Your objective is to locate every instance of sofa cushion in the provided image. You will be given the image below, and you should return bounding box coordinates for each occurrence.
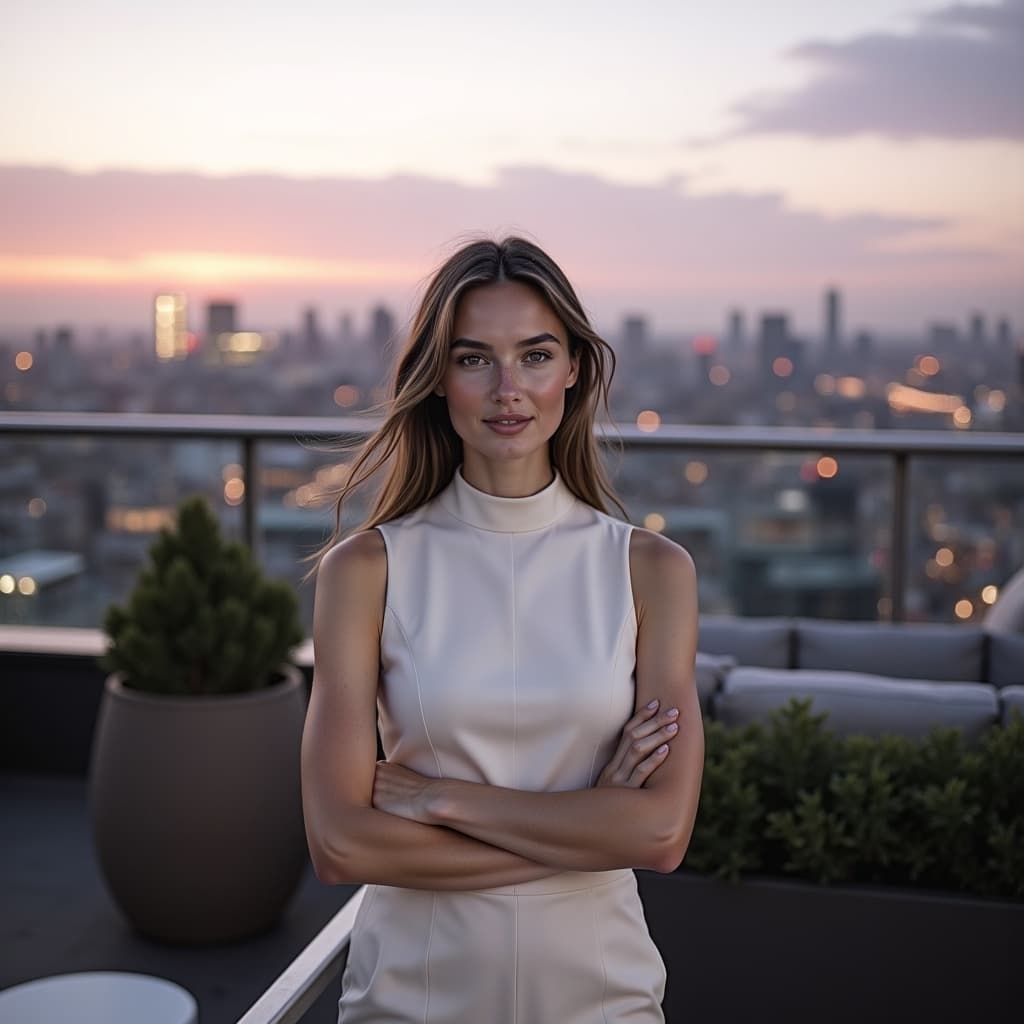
[987,633,1024,687]
[694,652,737,715]
[1000,687,1024,728]
[697,616,791,668]
[984,566,1024,633]
[712,667,999,744]
[795,619,985,682]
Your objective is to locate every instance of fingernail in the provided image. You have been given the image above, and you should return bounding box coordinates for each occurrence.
[667,707,679,718]
[657,744,669,754]
[647,700,659,710]
[667,722,678,733]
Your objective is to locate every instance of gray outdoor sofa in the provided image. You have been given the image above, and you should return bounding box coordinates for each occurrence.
[694,616,1024,743]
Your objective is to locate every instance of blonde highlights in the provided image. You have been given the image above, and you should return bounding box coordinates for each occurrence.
[305,235,623,578]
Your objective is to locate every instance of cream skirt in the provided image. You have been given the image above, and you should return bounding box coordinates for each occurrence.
[338,868,666,1023]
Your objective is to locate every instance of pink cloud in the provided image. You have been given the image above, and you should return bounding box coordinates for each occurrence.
[0,163,1018,332]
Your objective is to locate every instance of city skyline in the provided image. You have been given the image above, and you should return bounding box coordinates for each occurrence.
[8,282,1017,356]
[3,0,1022,332]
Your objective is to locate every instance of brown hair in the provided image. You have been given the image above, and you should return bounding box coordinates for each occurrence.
[305,234,623,578]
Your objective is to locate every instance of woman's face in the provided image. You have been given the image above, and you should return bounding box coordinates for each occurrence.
[437,280,579,489]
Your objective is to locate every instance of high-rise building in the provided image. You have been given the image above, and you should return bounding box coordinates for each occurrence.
[622,315,648,352]
[824,288,841,355]
[338,313,354,345]
[206,301,237,352]
[759,313,788,371]
[759,313,803,384]
[302,306,323,357]
[154,294,188,361]
[969,312,986,346]
[726,309,744,350]
[692,335,716,383]
[996,318,1011,348]
[53,327,74,355]
[370,305,396,351]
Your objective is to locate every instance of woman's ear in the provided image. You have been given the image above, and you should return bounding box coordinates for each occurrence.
[434,384,446,397]
[566,353,580,389]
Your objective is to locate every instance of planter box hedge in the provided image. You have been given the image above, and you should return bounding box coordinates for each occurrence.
[631,701,1023,1022]
[683,699,1024,900]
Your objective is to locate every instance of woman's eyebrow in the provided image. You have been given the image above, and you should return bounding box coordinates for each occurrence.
[450,333,561,351]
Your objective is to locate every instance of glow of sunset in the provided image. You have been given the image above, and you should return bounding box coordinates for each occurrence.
[0,253,421,285]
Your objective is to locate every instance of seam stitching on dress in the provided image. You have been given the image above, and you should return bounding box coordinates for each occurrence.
[387,606,444,779]
[590,886,611,1024]
[423,892,436,1024]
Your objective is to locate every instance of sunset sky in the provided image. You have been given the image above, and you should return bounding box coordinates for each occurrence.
[3,0,1022,337]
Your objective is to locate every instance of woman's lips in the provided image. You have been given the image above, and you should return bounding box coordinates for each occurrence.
[483,416,532,435]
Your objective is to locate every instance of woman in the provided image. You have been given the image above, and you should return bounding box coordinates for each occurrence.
[301,236,704,1022]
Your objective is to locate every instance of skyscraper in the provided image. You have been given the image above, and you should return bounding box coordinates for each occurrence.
[824,287,841,356]
[370,305,396,351]
[53,327,74,356]
[996,318,1012,349]
[154,294,188,361]
[622,315,648,352]
[206,301,237,352]
[726,309,744,350]
[759,313,803,382]
[338,313,354,346]
[969,312,986,347]
[302,306,323,357]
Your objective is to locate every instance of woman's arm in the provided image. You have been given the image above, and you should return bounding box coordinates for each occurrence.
[373,531,705,874]
[302,529,679,890]
[302,530,560,890]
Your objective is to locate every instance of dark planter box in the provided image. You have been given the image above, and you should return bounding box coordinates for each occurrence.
[636,869,1020,1024]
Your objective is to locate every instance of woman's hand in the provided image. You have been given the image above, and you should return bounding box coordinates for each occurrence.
[596,699,679,789]
[372,760,439,824]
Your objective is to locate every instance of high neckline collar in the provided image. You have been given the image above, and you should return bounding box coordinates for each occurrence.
[439,465,576,533]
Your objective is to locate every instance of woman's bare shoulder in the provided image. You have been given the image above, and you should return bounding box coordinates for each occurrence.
[316,528,387,595]
[628,528,696,607]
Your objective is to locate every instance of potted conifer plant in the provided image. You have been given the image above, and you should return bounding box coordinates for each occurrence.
[88,495,308,944]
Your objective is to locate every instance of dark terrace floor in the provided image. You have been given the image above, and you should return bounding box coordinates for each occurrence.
[2,772,360,1024]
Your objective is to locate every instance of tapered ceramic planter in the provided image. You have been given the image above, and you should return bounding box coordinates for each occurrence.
[88,665,309,945]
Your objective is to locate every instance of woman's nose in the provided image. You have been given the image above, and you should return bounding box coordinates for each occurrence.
[492,363,522,400]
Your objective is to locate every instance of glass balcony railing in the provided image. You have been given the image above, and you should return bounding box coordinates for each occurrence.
[1,411,1022,630]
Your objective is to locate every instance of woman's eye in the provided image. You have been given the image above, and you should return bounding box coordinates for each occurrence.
[458,354,486,366]
[524,350,552,363]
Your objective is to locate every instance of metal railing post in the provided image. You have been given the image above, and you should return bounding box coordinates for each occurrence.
[890,452,908,623]
[243,436,260,563]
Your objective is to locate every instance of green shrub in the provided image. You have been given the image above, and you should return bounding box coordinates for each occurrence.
[100,495,304,695]
[685,701,1024,901]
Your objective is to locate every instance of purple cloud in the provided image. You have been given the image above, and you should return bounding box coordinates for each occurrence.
[730,0,1024,140]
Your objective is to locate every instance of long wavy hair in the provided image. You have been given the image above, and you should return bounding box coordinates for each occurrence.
[305,234,624,578]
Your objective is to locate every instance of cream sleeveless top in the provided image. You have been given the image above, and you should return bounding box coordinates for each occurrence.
[374,465,637,793]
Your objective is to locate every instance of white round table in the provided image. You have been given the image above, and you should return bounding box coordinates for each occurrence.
[0,971,198,1023]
